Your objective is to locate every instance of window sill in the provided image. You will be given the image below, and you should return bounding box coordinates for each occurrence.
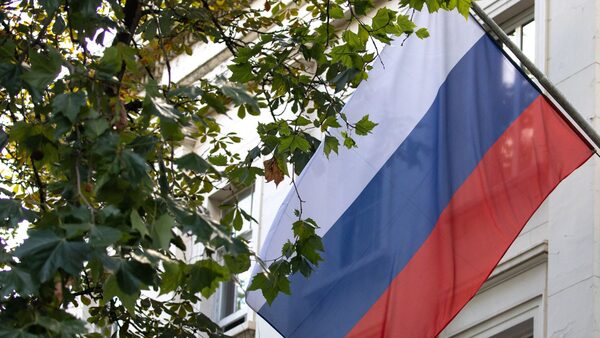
[219,308,255,336]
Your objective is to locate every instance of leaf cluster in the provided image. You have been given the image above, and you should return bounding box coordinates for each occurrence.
[0,0,469,336]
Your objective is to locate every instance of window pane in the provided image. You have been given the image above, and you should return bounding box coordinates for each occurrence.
[521,20,536,63]
[219,263,251,320]
[503,28,520,67]
[218,186,256,322]
[507,28,520,47]
[220,280,236,318]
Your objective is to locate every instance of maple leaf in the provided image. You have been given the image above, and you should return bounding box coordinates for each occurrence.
[264,157,284,186]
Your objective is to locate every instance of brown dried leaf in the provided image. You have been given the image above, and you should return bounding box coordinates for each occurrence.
[54,279,63,304]
[264,157,284,186]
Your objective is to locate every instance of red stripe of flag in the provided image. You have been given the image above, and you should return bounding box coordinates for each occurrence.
[346,96,593,337]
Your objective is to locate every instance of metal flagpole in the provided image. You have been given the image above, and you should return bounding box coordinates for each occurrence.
[471,2,600,153]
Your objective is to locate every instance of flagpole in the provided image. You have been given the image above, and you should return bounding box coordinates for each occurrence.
[471,2,600,153]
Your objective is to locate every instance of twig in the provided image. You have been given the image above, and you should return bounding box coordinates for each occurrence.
[326,0,331,47]
[30,157,47,212]
[290,171,305,220]
[346,0,385,68]
[32,9,56,47]
[201,0,239,57]
[75,158,94,223]
[71,286,102,297]
[156,15,173,92]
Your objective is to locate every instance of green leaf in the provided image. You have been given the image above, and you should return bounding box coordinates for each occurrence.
[279,135,311,153]
[323,135,339,158]
[186,260,229,298]
[342,31,365,51]
[108,258,154,295]
[415,27,430,39]
[115,43,138,74]
[52,91,86,123]
[41,0,61,14]
[0,199,37,228]
[220,84,260,112]
[291,255,313,277]
[90,226,122,247]
[52,15,66,35]
[298,235,324,265]
[208,154,228,166]
[0,39,16,61]
[61,223,91,238]
[21,48,62,91]
[130,210,149,237]
[178,213,214,243]
[397,15,417,33]
[152,214,174,250]
[0,327,38,338]
[223,254,250,274]
[331,68,360,93]
[159,260,184,294]
[341,131,356,149]
[103,274,138,314]
[329,4,345,19]
[228,62,253,83]
[237,104,246,118]
[143,96,185,140]
[14,230,90,282]
[247,268,290,305]
[70,0,101,23]
[425,0,440,12]
[97,46,121,74]
[282,241,294,258]
[457,0,472,19]
[168,85,204,99]
[175,152,216,174]
[85,118,109,137]
[247,273,271,299]
[355,115,378,136]
[202,92,228,114]
[372,8,395,32]
[143,96,182,122]
[0,267,37,297]
[0,63,23,95]
[292,218,317,239]
[120,149,149,183]
[352,0,374,16]
[51,318,86,337]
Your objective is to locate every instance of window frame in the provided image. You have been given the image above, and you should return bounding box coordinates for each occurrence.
[209,184,260,332]
[482,0,545,69]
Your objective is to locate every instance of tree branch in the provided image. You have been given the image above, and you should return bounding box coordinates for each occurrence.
[30,157,47,212]
[112,0,144,86]
[200,0,238,57]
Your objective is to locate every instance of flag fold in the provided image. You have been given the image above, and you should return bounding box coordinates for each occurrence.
[247,9,594,338]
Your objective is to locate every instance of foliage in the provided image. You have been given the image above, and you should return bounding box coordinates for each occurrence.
[0,0,470,336]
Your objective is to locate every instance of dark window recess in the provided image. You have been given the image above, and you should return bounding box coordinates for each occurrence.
[490,318,534,338]
[222,314,246,332]
[220,280,236,319]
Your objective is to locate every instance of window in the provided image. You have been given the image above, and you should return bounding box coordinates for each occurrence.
[496,8,536,68]
[505,18,535,64]
[211,186,259,330]
[490,318,534,338]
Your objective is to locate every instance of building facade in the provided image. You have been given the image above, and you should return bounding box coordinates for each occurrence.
[172,0,600,336]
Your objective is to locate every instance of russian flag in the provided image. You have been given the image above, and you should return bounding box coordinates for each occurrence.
[247,9,594,338]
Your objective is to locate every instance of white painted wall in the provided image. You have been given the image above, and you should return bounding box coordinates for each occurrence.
[545,0,600,336]
[445,0,600,337]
